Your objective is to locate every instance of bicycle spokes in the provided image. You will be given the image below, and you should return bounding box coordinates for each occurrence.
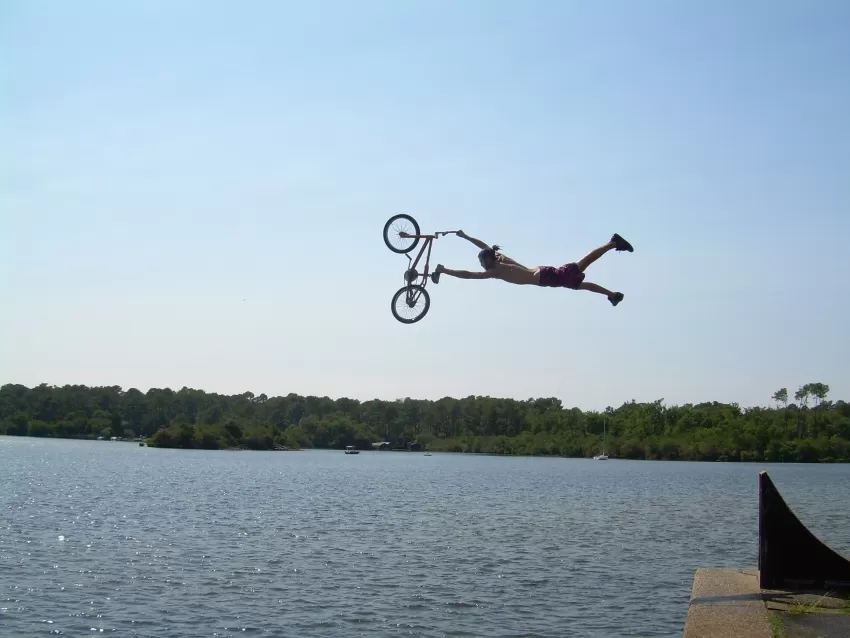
[394,287,427,321]
[388,218,417,252]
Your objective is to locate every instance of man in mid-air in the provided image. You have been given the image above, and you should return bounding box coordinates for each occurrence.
[432,230,633,306]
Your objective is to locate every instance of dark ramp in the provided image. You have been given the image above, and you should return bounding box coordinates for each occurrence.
[758,471,850,590]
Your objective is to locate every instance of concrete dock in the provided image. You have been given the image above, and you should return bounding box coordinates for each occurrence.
[684,567,850,637]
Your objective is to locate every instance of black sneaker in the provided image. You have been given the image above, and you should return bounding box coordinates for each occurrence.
[431,270,441,284]
[608,292,624,306]
[611,233,634,252]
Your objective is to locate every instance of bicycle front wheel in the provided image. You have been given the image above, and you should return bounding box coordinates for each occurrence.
[383,214,420,254]
[391,285,430,324]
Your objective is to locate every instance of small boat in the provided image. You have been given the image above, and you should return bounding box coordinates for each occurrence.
[424,452,432,456]
[344,446,359,455]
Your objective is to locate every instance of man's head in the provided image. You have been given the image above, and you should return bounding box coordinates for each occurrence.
[478,244,501,270]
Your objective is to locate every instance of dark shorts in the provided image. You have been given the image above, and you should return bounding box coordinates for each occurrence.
[538,263,585,290]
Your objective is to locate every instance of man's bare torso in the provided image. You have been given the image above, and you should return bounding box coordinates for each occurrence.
[492,256,541,285]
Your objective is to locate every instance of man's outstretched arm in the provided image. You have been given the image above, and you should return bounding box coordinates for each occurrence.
[437,265,492,280]
[457,230,492,251]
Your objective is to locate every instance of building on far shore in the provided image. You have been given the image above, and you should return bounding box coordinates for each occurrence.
[371,441,391,450]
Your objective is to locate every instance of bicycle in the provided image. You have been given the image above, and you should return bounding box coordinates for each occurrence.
[382,213,458,324]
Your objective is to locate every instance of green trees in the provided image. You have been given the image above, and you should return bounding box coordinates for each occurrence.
[0,382,848,461]
[772,388,789,437]
[790,382,831,439]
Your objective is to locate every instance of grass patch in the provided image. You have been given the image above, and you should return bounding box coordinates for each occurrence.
[789,602,814,616]
[788,591,847,616]
[769,611,786,638]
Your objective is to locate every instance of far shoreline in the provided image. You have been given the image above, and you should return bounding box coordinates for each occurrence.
[2,434,848,464]
[4,381,846,463]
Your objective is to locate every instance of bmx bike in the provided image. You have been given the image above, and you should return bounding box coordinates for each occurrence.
[382,214,458,324]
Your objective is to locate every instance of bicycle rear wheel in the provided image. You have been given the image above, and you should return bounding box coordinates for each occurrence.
[391,285,430,324]
[383,214,420,254]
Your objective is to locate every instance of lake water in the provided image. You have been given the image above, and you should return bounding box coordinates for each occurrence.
[2,437,849,638]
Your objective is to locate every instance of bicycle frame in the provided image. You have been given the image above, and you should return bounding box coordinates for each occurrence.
[399,230,456,289]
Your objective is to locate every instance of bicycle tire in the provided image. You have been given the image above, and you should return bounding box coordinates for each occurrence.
[383,214,420,254]
[391,285,430,324]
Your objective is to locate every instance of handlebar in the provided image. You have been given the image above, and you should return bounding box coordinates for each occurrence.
[399,230,460,239]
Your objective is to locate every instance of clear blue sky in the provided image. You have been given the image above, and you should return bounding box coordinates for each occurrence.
[2,0,848,410]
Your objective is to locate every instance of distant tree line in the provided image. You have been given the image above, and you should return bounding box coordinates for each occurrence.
[1,382,848,462]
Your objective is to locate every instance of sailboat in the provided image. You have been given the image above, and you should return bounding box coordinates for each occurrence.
[593,420,609,460]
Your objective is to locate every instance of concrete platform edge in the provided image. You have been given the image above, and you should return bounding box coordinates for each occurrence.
[683,568,773,638]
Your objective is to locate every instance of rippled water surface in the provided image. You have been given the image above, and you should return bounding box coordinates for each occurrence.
[2,437,849,637]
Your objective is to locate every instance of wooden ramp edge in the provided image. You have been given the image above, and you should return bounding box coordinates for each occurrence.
[758,470,850,590]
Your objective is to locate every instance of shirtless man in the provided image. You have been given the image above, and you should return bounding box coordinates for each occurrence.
[432,230,633,306]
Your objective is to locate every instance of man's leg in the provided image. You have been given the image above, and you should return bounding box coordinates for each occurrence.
[579,282,615,296]
[578,282,624,306]
[576,242,615,272]
[575,233,634,272]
